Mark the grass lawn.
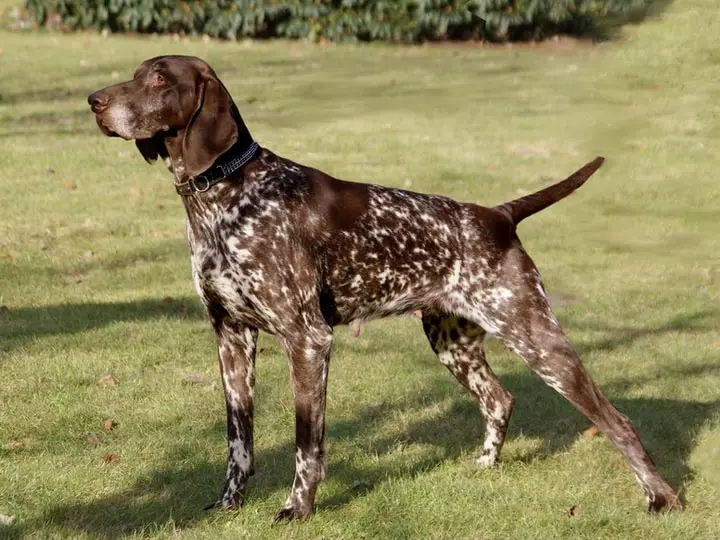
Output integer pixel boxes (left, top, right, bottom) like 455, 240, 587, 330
1, 1, 719, 538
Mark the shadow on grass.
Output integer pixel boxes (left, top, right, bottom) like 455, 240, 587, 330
0, 297, 205, 354
571, 308, 718, 356
12, 306, 719, 537
27, 380, 716, 538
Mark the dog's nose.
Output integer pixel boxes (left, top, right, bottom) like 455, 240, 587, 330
88, 91, 110, 113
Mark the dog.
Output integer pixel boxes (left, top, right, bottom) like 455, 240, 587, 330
88, 55, 680, 520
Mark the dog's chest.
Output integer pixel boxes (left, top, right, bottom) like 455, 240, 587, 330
186, 192, 295, 331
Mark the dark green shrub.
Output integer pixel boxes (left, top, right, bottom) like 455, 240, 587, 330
24, 0, 654, 43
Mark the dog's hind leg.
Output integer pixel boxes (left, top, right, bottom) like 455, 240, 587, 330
466, 243, 681, 511
422, 311, 515, 467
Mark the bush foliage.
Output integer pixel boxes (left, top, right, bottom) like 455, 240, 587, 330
25, 0, 653, 43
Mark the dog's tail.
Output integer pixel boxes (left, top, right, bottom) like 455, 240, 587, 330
494, 157, 605, 226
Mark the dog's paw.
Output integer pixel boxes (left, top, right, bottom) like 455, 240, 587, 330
475, 454, 498, 468
204, 491, 245, 511
647, 490, 682, 512
273, 505, 312, 523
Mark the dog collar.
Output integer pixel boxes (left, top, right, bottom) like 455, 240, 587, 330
174, 140, 260, 196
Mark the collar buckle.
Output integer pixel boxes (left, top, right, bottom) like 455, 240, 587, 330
190, 175, 211, 193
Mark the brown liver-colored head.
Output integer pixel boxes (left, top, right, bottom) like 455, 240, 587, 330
88, 55, 247, 178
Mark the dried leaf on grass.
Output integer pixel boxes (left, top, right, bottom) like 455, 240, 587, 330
0, 514, 16, 525
182, 374, 206, 385
568, 504, 580, 518
350, 320, 361, 337
2, 441, 25, 450
97, 374, 117, 386
103, 419, 117, 432
509, 143, 550, 158
582, 426, 601, 438
101, 453, 119, 464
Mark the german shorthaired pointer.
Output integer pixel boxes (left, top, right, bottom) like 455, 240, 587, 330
88, 55, 680, 520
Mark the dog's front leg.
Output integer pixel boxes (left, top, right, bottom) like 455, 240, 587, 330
274, 321, 333, 522
208, 321, 258, 510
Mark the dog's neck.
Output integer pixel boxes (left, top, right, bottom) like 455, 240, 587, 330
161, 118, 256, 186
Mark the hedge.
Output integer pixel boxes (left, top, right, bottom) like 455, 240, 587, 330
25, 0, 654, 43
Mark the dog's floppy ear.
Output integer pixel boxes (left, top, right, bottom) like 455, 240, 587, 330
182, 73, 238, 178
135, 135, 168, 164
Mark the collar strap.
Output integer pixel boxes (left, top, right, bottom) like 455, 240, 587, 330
174, 141, 260, 196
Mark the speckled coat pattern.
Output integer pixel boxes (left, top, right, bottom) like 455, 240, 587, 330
88, 55, 681, 521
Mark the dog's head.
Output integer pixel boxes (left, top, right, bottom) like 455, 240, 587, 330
88, 55, 243, 177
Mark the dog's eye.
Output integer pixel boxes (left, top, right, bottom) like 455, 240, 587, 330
151, 73, 166, 87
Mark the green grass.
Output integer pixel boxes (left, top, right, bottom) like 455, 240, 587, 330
1, 1, 719, 538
